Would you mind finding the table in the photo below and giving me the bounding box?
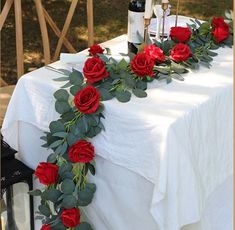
[1,16,233,230]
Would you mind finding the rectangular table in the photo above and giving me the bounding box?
[2,16,233,230]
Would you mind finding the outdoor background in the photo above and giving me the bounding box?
[1,0,233,85]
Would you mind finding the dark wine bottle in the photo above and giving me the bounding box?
[127,0,145,54]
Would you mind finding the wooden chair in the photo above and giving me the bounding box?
[0,0,94,127]
[35,0,94,64]
[0,0,23,127]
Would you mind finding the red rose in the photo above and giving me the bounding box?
[212,26,230,43]
[68,140,95,163]
[61,208,80,228]
[170,43,192,62]
[83,57,109,83]
[74,86,100,114]
[35,162,59,185]
[131,53,155,77]
[212,17,227,28]
[144,44,165,63]
[88,44,105,56]
[41,224,51,230]
[170,26,192,43]
[211,17,230,43]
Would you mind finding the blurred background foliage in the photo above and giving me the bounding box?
[0,0,233,84]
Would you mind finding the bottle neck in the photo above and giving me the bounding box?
[129,0,145,12]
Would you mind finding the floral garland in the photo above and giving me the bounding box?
[29,14,233,230]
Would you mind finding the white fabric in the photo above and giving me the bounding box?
[1,16,233,230]
[1,122,233,230]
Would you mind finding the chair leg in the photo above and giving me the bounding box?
[6,186,18,230]
[27,176,34,230]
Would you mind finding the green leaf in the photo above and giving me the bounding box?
[28,189,42,196]
[115,90,131,103]
[58,163,73,177]
[61,195,77,209]
[124,74,136,88]
[87,163,95,175]
[206,50,218,57]
[38,204,51,217]
[52,132,68,138]
[42,189,62,203]
[77,184,95,206]
[61,82,72,89]
[98,88,113,101]
[54,89,69,101]
[57,69,71,75]
[47,153,57,163]
[132,89,147,98]
[61,179,75,195]
[55,101,71,114]
[117,59,128,70]
[69,69,84,85]
[49,120,65,133]
[51,221,67,230]
[155,66,170,74]
[67,133,79,146]
[53,77,69,82]
[70,85,83,96]
[98,54,110,62]
[75,222,93,230]
[136,80,147,90]
[61,110,75,122]
[49,140,62,149]
[60,141,68,155]
[166,76,172,84]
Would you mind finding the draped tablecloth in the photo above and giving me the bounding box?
[1,16,233,230]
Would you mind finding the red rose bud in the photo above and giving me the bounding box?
[212,17,227,28]
[41,224,51,230]
[170,26,192,43]
[83,57,109,83]
[88,44,105,56]
[74,86,100,114]
[144,44,165,63]
[35,162,59,185]
[211,17,230,43]
[68,140,95,163]
[170,43,192,63]
[131,53,155,77]
[212,26,230,43]
[61,208,80,228]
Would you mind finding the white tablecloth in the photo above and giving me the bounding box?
[2,16,233,230]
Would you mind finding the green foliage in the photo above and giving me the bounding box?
[34,13,233,229]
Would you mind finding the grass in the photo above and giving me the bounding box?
[0,0,233,85]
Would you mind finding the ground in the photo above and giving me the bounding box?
[0,0,233,85]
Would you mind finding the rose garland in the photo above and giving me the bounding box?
[29,14,233,230]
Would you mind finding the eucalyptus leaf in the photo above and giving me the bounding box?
[98,87,113,101]
[54,89,69,101]
[53,77,69,82]
[115,90,131,103]
[75,222,93,230]
[28,189,42,196]
[55,101,71,114]
[61,179,75,195]
[70,85,83,96]
[52,132,68,138]
[42,189,62,203]
[49,140,63,149]
[47,153,58,163]
[61,195,77,209]
[69,70,84,85]
[38,204,51,217]
[49,120,65,133]
[132,89,147,98]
